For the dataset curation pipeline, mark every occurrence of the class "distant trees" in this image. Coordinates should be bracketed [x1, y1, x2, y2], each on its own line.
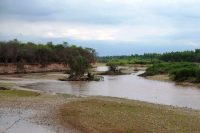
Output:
[0, 39, 96, 66]
[98, 49, 200, 64]
[98, 53, 161, 64]
[159, 50, 200, 62]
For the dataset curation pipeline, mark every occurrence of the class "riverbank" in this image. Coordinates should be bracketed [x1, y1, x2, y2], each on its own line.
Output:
[146, 74, 200, 88]
[0, 89, 78, 133]
[58, 97, 200, 133]
[0, 63, 68, 74]
[1, 89, 200, 133]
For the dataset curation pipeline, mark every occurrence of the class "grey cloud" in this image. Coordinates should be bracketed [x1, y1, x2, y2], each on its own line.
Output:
[1, 0, 200, 25]
[0, 0, 200, 55]
[0, 0, 151, 24]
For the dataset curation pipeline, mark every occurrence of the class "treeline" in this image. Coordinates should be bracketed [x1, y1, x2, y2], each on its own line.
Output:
[99, 49, 200, 64]
[160, 50, 200, 62]
[0, 39, 96, 65]
[98, 53, 160, 65]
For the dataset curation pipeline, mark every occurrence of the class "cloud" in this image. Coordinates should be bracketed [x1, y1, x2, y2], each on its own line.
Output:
[0, 20, 178, 42]
[0, 0, 200, 55]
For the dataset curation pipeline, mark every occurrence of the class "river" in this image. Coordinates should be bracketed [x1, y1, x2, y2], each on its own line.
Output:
[1, 66, 200, 110]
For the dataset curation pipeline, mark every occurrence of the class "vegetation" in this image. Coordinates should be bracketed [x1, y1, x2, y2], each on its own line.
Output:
[99, 49, 200, 65]
[0, 89, 40, 97]
[98, 53, 160, 64]
[0, 39, 97, 80]
[160, 49, 200, 62]
[68, 55, 91, 80]
[58, 98, 200, 133]
[142, 62, 200, 82]
[98, 54, 160, 65]
[106, 61, 120, 72]
[0, 39, 96, 66]
[99, 49, 200, 82]
[94, 61, 126, 75]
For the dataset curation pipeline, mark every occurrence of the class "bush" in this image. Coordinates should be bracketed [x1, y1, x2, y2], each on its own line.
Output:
[171, 68, 196, 82]
[106, 61, 120, 72]
[144, 62, 200, 83]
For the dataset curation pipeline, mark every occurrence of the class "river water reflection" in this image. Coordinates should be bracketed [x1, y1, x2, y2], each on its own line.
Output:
[21, 67, 200, 110]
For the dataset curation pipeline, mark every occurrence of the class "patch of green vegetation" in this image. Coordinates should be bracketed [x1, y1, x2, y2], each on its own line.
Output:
[98, 53, 161, 65]
[0, 82, 15, 87]
[58, 98, 200, 133]
[0, 90, 40, 97]
[142, 62, 200, 82]
[101, 61, 126, 75]
[57, 93, 75, 98]
[100, 58, 160, 66]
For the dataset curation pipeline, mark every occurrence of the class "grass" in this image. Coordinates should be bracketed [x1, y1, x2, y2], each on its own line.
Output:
[56, 93, 75, 98]
[0, 89, 40, 97]
[0, 82, 15, 87]
[58, 98, 200, 133]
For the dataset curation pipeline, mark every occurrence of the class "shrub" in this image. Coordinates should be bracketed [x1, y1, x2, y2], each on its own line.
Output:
[172, 68, 196, 82]
[144, 62, 200, 82]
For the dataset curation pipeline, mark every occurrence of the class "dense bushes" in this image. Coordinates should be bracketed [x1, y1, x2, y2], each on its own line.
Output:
[143, 62, 200, 83]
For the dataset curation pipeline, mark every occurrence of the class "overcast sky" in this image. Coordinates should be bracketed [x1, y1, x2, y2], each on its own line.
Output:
[0, 0, 200, 55]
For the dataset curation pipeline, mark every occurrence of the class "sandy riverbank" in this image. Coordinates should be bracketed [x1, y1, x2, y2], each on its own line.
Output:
[1, 88, 200, 133]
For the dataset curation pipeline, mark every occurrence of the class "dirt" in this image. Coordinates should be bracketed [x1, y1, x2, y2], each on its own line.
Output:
[0, 63, 68, 74]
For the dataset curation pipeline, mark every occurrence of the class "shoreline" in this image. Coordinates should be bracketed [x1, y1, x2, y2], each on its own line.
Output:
[146, 74, 200, 88]
[1, 89, 200, 133]
[1, 82, 200, 133]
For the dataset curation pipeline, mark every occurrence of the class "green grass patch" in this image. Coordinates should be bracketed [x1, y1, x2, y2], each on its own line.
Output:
[57, 93, 75, 98]
[0, 82, 15, 87]
[58, 98, 200, 133]
[0, 89, 40, 97]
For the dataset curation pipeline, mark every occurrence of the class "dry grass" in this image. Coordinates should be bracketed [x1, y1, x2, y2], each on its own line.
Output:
[58, 98, 200, 133]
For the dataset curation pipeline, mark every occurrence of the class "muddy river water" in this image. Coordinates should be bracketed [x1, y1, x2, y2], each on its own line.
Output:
[1, 66, 200, 110]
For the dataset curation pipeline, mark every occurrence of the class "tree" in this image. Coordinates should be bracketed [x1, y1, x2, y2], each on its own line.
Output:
[106, 61, 119, 72]
[68, 55, 90, 80]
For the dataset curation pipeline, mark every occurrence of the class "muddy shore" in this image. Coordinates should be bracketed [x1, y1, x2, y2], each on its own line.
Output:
[1, 89, 200, 133]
